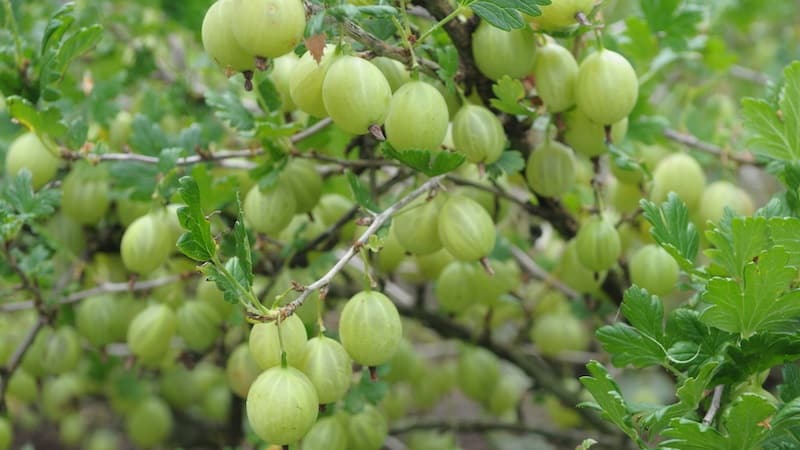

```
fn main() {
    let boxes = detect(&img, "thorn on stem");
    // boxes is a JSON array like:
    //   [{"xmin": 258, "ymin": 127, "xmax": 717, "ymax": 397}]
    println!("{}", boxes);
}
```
[
  {"xmin": 243, "ymin": 71, "xmax": 254, "ymax": 91},
  {"xmin": 368, "ymin": 124, "xmax": 386, "ymax": 141},
  {"xmin": 369, "ymin": 366, "xmax": 378, "ymax": 382},
  {"xmin": 480, "ymin": 257, "xmax": 495, "ymax": 276},
  {"xmin": 575, "ymin": 11, "xmax": 591, "ymax": 27}
]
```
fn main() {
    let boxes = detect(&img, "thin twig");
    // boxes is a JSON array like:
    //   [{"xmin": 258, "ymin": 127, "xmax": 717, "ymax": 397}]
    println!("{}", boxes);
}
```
[
  {"xmin": 0, "ymin": 317, "xmax": 47, "ymax": 413},
  {"xmin": 663, "ymin": 129, "xmax": 758, "ymax": 166},
  {"xmin": 509, "ymin": 245, "xmax": 581, "ymax": 301},
  {"xmin": 703, "ymin": 384, "xmax": 725, "ymax": 425},
  {"xmin": 1, "ymin": 275, "xmax": 183, "ymax": 312},
  {"xmin": 271, "ymin": 175, "xmax": 445, "ymax": 320}
]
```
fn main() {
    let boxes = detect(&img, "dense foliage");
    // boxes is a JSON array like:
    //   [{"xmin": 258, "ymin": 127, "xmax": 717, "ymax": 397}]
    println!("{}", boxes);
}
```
[{"xmin": 1, "ymin": 0, "xmax": 800, "ymax": 449}]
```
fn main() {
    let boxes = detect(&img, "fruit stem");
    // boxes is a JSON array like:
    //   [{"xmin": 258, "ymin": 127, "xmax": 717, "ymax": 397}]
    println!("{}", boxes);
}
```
[
  {"xmin": 592, "ymin": 28, "xmax": 604, "ymax": 52},
  {"xmin": 243, "ymin": 70, "xmax": 254, "ymax": 91},
  {"xmin": 479, "ymin": 257, "xmax": 495, "ymax": 276},
  {"xmin": 392, "ymin": 0, "xmax": 419, "ymax": 72},
  {"xmin": 280, "ymin": 350, "xmax": 288, "ymax": 369},
  {"xmin": 575, "ymin": 11, "xmax": 591, "ymax": 27},
  {"xmin": 368, "ymin": 365, "xmax": 378, "ymax": 382},
  {"xmin": 414, "ymin": 6, "xmax": 463, "ymax": 48}
]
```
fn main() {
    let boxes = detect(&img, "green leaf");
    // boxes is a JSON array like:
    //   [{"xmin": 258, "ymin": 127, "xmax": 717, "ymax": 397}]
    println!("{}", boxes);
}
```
[
  {"xmin": 700, "ymin": 246, "xmax": 800, "ymax": 338},
  {"xmin": 232, "ymin": 192, "xmax": 254, "ymax": 290},
  {"xmin": 40, "ymin": 24, "xmax": 103, "ymax": 99},
  {"xmin": 381, "ymin": 145, "xmax": 465, "ymax": 177},
  {"xmin": 596, "ymin": 286, "xmax": 669, "ymax": 368},
  {"xmin": 490, "ymin": 75, "xmax": 535, "ymax": 116},
  {"xmin": 778, "ymin": 364, "xmax": 800, "ymax": 403},
  {"xmin": 109, "ymin": 162, "xmax": 159, "ymax": 201},
  {"xmin": 200, "ymin": 264, "xmax": 240, "ymax": 305},
  {"xmin": 343, "ymin": 369, "xmax": 389, "ymax": 413},
  {"xmin": 705, "ymin": 216, "xmax": 769, "ymax": 279},
  {"xmin": 661, "ymin": 418, "xmax": 727, "ymax": 450},
  {"xmin": 3, "ymin": 171, "xmax": 60, "ymax": 220},
  {"xmin": 769, "ymin": 396, "xmax": 800, "ymax": 437},
  {"xmin": 41, "ymin": 3, "xmax": 77, "ymax": 55},
  {"xmin": 346, "ymin": 171, "xmax": 381, "ymax": 213},
  {"xmin": 768, "ymin": 217, "xmax": 800, "ymax": 266},
  {"xmin": 575, "ymin": 439, "xmax": 597, "ymax": 450},
  {"xmin": 716, "ymin": 334, "xmax": 800, "ymax": 386},
  {"xmin": 176, "ymin": 176, "xmax": 217, "ymax": 262},
  {"xmin": 640, "ymin": 0, "xmax": 703, "ymax": 51},
  {"xmin": 435, "ymin": 46, "xmax": 459, "ymax": 95},
  {"xmin": 725, "ymin": 393, "xmax": 777, "ymax": 449},
  {"xmin": 157, "ymin": 148, "xmax": 184, "ymax": 173},
  {"xmin": 256, "ymin": 77, "xmax": 282, "ymax": 112},
  {"xmin": 780, "ymin": 62, "xmax": 800, "ymax": 159},
  {"xmin": 205, "ymin": 91, "xmax": 255, "ymax": 132},
  {"xmin": 641, "ymin": 193, "xmax": 699, "ymax": 270},
  {"xmin": 5, "ymin": 96, "xmax": 68, "ymax": 138},
  {"xmin": 130, "ymin": 114, "xmax": 169, "ymax": 156},
  {"xmin": 486, "ymin": 150, "xmax": 525, "ymax": 178},
  {"xmin": 467, "ymin": 0, "xmax": 546, "ymax": 31},
  {"xmin": 579, "ymin": 361, "xmax": 639, "ymax": 441},
  {"xmin": 742, "ymin": 62, "xmax": 800, "ymax": 162}
]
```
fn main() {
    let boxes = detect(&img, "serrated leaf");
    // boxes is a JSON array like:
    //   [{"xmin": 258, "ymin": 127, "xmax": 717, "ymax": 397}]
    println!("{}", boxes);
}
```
[
  {"xmin": 40, "ymin": 2, "xmax": 76, "ymax": 56},
  {"xmin": 257, "ymin": 76, "xmax": 282, "ymax": 112},
  {"xmin": 200, "ymin": 264, "xmax": 239, "ymax": 305},
  {"xmin": 700, "ymin": 247, "xmax": 800, "ymax": 338},
  {"xmin": 768, "ymin": 217, "xmax": 800, "ymax": 266},
  {"xmin": 109, "ymin": 162, "xmax": 159, "ymax": 201},
  {"xmin": 490, "ymin": 75, "xmax": 534, "ymax": 116},
  {"xmin": 43, "ymin": 24, "xmax": 103, "ymax": 89},
  {"xmin": 641, "ymin": 193, "xmax": 699, "ymax": 270},
  {"xmin": 382, "ymin": 145, "xmax": 464, "ymax": 177},
  {"xmin": 705, "ymin": 216, "xmax": 769, "ymax": 279},
  {"xmin": 176, "ymin": 176, "xmax": 216, "ymax": 261},
  {"xmin": 780, "ymin": 62, "xmax": 800, "ymax": 158},
  {"xmin": 725, "ymin": 393, "xmax": 777, "ymax": 449},
  {"xmin": 770, "ymin": 396, "xmax": 800, "ymax": 436},
  {"xmin": 343, "ymin": 369, "xmax": 388, "ymax": 413},
  {"xmin": 232, "ymin": 192, "xmax": 254, "ymax": 289},
  {"xmin": 486, "ymin": 150, "xmax": 525, "ymax": 178},
  {"xmin": 3, "ymin": 171, "xmax": 60, "ymax": 220},
  {"xmin": 5, "ymin": 96, "xmax": 68, "ymax": 138},
  {"xmin": 579, "ymin": 361, "xmax": 639, "ymax": 441},
  {"xmin": 436, "ymin": 46, "xmax": 459, "ymax": 95},
  {"xmin": 661, "ymin": 418, "xmax": 727, "ymax": 450},
  {"xmin": 346, "ymin": 170, "xmax": 380, "ymax": 213},
  {"xmin": 467, "ymin": 0, "xmax": 545, "ymax": 31},
  {"xmin": 157, "ymin": 148, "xmax": 184, "ymax": 172},
  {"xmin": 130, "ymin": 114, "xmax": 168, "ymax": 156},
  {"xmin": 622, "ymin": 285, "xmax": 665, "ymax": 342},
  {"xmin": 778, "ymin": 365, "xmax": 800, "ymax": 403},
  {"xmin": 597, "ymin": 323, "xmax": 666, "ymax": 368},
  {"xmin": 205, "ymin": 91, "xmax": 255, "ymax": 132}
]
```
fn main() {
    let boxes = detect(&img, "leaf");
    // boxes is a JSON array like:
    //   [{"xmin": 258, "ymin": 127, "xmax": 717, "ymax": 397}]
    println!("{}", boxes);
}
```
[
  {"xmin": 486, "ymin": 150, "xmax": 525, "ymax": 179},
  {"xmin": 768, "ymin": 217, "xmax": 800, "ymax": 266},
  {"xmin": 596, "ymin": 323, "xmax": 666, "ymax": 368},
  {"xmin": 381, "ymin": 145, "xmax": 465, "ymax": 177},
  {"xmin": 346, "ymin": 171, "xmax": 381, "ymax": 213},
  {"xmin": 41, "ymin": 2, "xmax": 76, "ymax": 55},
  {"xmin": 778, "ymin": 364, "xmax": 800, "ymax": 403},
  {"xmin": 232, "ymin": 192, "xmax": 254, "ymax": 290},
  {"xmin": 781, "ymin": 62, "xmax": 800, "ymax": 158},
  {"xmin": 575, "ymin": 439, "xmax": 598, "ymax": 450},
  {"xmin": 705, "ymin": 216, "xmax": 769, "ymax": 279},
  {"xmin": 5, "ymin": 96, "xmax": 68, "ymax": 138},
  {"xmin": 467, "ymin": 0, "xmax": 546, "ymax": 31},
  {"xmin": 256, "ymin": 77, "xmax": 282, "ymax": 113},
  {"xmin": 109, "ymin": 162, "xmax": 159, "ymax": 201},
  {"xmin": 129, "ymin": 114, "xmax": 169, "ymax": 156},
  {"xmin": 621, "ymin": 285, "xmax": 665, "ymax": 343},
  {"xmin": 640, "ymin": 0, "xmax": 703, "ymax": 51},
  {"xmin": 205, "ymin": 91, "xmax": 255, "ymax": 132},
  {"xmin": 716, "ymin": 334, "xmax": 800, "ymax": 386},
  {"xmin": 724, "ymin": 393, "xmax": 777, "ymax": 449},
  {"xmin": 200, "ymin": 264, "xmax": 240, "ymax": 305},
  {"xmin": 579, "ymin": 361, "xmax": 639, "ymax": 441},
  {"xmin": 641, "ymin": 193, "xmax": 699, "ymax": 270},
  {"xmin": 490, "ymin": 76, "xmax": 534, "ymax": 116},
  {"xmin": 661, "ymin": 418, "xmax": 727, "ymax": 450},
  {"xmin": 343, "ymin": 369, "xmax": 389, "ymax": 413},
  {"xmin": 157, "ymin": 148, "xmax": 184, "ymax": 173},
  {"xmin": 769, "ymin": 396, "xmax": 800, "ymax": 436},
  {"xmin": 3, "ymin": 171, "xmax": 60, "ymax": 220},
  {"xmin": 700, "ymin": 246, "xmax": 800, "ymax": 338},
  {"xmin": 41, "ymin": 24, "xmax": 103, "ymax": 96},
  {"xmin": 435, "ymin": 46, "xmax": 459, "ymax": 95},
  {"xmin": 176, "ymin": 176, "xmax": 217, "ymax": 262}
]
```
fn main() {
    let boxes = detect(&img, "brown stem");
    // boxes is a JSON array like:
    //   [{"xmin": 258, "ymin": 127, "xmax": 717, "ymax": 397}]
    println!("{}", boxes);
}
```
[{"xmin": 0, "ymin": 317, "xmax": 47, "ymax": 413}]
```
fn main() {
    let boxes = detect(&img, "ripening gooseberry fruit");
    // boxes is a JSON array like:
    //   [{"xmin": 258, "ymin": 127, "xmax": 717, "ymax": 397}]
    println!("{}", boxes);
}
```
[
  {"xmin": 59, "ymin": 413, "xmax": 85, "ymax": 447},
  {"xmin": 407, "ymin": 431, "xmax": 459, "ymax": 450},
  {"xmin": 201, "ymin": 384, "xmax": 232, "ymax": 424},
  {"xmin": 230, "ymin": 0, "xmax": 306, "ymax": 60},
  {"xmin": 85, "ymin": 429, "xmax": 120, "ymax": 450},
  {"xmin": 126, "ymin": 397, "xmax": 173, "ymax": 449},
  {"xmin": 339, "ymin": 290, "xmax": 403, "ymax": 367},
  {"xmin": 0, "ymin": 417, "xmax": 12, "ymax": 450},
  {"xmin": 392, "ymin": 194, "xmax": 445, "ymax": 255},
  {"xmin": 629, "ymin": 244, "xmax": 680, "ymax": 296},
  {"xmin": 290, "ymin": 44, "xmax": 337, "ymax": 117},
  {"xmin": 197, "ymin": 278, "xmax": 234, "ymax": 319},
  {"xmin": 249, "ymin": 314, "xmax": 308, "ymax": 370},
  {"xmin": 314, "ymin": 193, "xmax": 357, "ymax": 242},
  {"xmin": 608, "ymin": 177, "xmax": 643, "ymax": 212},
  {"xmin": 533, "ymin": 40, "xmax": 579, "ymax": 112},
  {"xmin": 576, "ymin": 49, "xmax": 638, "ymax": 125},
  {"xmin": 127, "ymin": 304, "xmax": 177, "ymax": 365},
  {"xmin": 176, "ymin": 301, "xmax": 222, "ymax": 351},
  {"xmin": 451, "ymin": 104, "xmax": 506, "ymax": 164},
  {"xmin": 201, "ymin": 0, "xmax": 255, "ymax": 74},
  {"xmin": 61, "ymin": 164, "xmax": 110, "ymax": 225},
  {"xmin": 414, "ymin": 248, "xmax": 455, "ymax": 280},
  {"xmin": 487, "ymin": 368, "xmax": 530, "ymax": 415},
  {"xmin": 41, "ymin": 326, "xmax": 82, "ymax": 375},
  {"xmin": 347, "ymin": 405, "xmax": 388, "ymax": 450},
  {"xmin": 226, "ymin": 343, "xmax": 261, "ymax": 398},
  {"xmin": 529, "ymin": 0, "xmax": 594, "ymax": 31},
  {"xmin": 385, "ymin": 80, "xmax": 449, "ymax": 151},
  {"xmin": 42, "ymin": 374, "xmax": 85, "ymax": 420},
  {"xmin": 7, "ymin": 369, "xmax": 37, "ymax": 404},
  {"xmin": 376, "ymin": 229, "xmax": 405, "ymax": 273},
  {"xmin": 5, "ymin": 132, "xmax": 60, "ymax": 190},
  {"xmin": 300, "ymin": 336, "xmax": 352, "ymax": 404},
  {"xmin": 471, "ymin": 21, "xmax": 536, "ymax": 81},
  {"xmin": 575, "ymin": 215, "xmax": 622, "ymax": 272},
  {"xmin": 435, "ymin": 261, "xmax": 480, "ymax": 313},
  {"xmin": 698, "ymin": 180, "xmax": 755, "ymax": 224},
  {"xmin": 371, "ymin": 56, "xmax": 410, "ymax": 92},
  {"xmin": 269, "ymin": 52, "xmax": 299, "ymax": 112},
  {"xmin": 322, "ymin": 55, "xmax": 392, "ymax": 135},
  {"xmin": 437, "ymin": 195, "xmax": 497, "ymax": 262},
  {"xmin": 458, "ymin": 345, "xmax": 500, "ymax": 404},
  {"xmin": 383, "ymin": 339, "xmax": 424, "ymax": 382},
  {"xmin": 530, "ymin": 311, "xmax": 590, "ymax": 357},
  {"xmin": 650, "ymin": 153, "xmax": 706, "ymax": 210},
  {"xmin": 563, "ymin": 106, "xmax": 628, "ymax": 157},
  {"xmin": 120, "ymin": 212, "xmax": 172, "ymax": 274},
  {"xmin": 279, "ymin": 159, "xmax": 322, "ymax": 213},
  {"xmin": 243, "ymin": 182, "xmax": 297, "ymax": 235},
  {"xmin": 301, "ymin": 415, "xmax": 348, "ymax": 450},
  {"xmin": 246, "ymin": 366, "xmax": 319, "ymax": 445},
  {"xmin": 525, "ymin": 140, "xmax": 576, "ymax": 198}
]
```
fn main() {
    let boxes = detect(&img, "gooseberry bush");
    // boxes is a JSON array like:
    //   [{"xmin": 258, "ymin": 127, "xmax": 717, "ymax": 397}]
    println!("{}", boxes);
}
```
[{"xmin": 2, "ymin": 1, "xmax": 800, "ymax": 449}]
